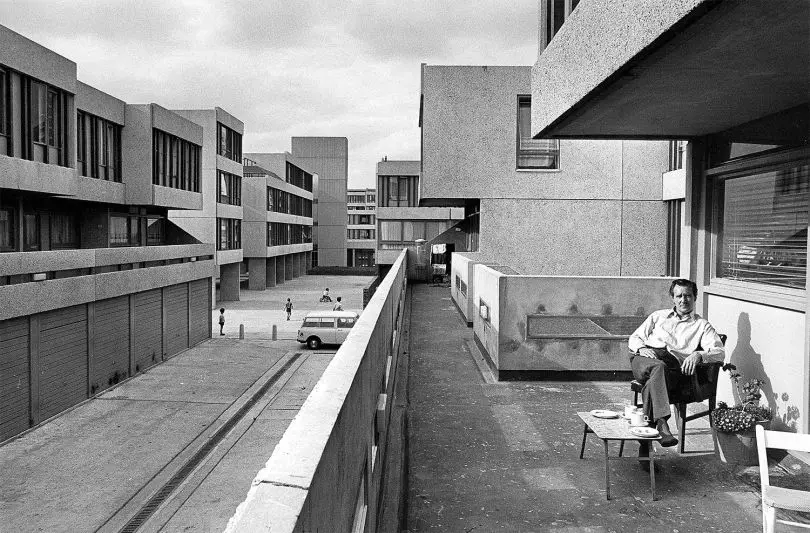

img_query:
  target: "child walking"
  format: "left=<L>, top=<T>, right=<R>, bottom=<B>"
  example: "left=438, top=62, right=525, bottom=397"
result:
left=218, top=308, right=226, bottom=335
left=285, top=298, right=293, bottom=320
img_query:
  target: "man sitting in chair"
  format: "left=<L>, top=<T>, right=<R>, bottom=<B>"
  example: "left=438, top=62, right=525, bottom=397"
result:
left=628, top=279, right=725, bottom=448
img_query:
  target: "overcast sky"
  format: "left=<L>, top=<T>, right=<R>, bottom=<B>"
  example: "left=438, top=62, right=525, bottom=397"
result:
left=1, top=1, right=538, bottom=188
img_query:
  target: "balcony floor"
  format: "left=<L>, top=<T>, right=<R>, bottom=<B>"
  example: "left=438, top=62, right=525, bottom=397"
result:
left=405, top=284, right=807, bottom=532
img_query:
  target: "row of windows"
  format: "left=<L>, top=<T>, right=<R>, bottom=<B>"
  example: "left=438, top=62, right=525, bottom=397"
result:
left=77, top=111, right=122, bottom=182
left=218, top=218, right=241, bottom=250
left=348, top=214, right=374, bottom=225
left=348, top=229, right=375, bottom=240
left=348, top=194, right=375, bottom=204
left=217, top=122, right=242, bottom=163
left=267, top=222, right=312, bottom=246
left=377, top=176, right=419, bottom=207
left=219, top=171, right=241, bottom=205
left=152, top=129, right=201, bottom=192
left=378, top=220, right=451, bottom=243
left=0, top=207, right=167, bottom=251
left=0, top=68, right=9, bottom=142
left=348, top=205, right=375, bottom=211
left=286, top=162, right=314, bottom=192
left=268, top=187, right=313, bottom=217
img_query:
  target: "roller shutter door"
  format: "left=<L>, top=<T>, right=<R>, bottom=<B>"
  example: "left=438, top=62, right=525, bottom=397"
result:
left=189, top=279, right=210, bottom=347
left=39, top=305, right=88, bottom=421
left=164, top=283, right=189, bottom=357
left=134, top=290, right=162, bottom=372
left=91, top=296, right=130, bottom=395
left=0, top=317, right=30, bottom=441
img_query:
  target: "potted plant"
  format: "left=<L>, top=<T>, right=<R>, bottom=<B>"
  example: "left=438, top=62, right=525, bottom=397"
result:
left=711, top=363, right=773, bottom=466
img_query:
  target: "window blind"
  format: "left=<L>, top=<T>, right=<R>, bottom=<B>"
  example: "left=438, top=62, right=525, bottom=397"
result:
left=719, top=163, right=808, bottom=289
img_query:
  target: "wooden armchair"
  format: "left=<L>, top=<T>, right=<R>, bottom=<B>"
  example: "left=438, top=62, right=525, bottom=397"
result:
left=630, top=334, right=726, bottom=453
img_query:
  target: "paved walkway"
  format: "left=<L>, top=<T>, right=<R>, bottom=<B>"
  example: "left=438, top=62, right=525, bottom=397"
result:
left=406, top=283, right=775, bottom=533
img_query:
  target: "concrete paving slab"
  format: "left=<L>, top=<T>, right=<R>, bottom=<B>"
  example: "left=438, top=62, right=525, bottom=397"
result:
left=406, top=283, right=771, bottom=533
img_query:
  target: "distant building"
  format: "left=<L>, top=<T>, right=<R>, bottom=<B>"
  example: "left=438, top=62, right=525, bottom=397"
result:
left=290, top=137, right=348, bottom=267
left=346, top=188, right=376, bottom=267
left=170, top=108, right=244, bottom=305
left=376, top=159, right=464, bottom=279
left=0, top=24, right=214, bottom=442
left=242, top=154, right=313, bottom=288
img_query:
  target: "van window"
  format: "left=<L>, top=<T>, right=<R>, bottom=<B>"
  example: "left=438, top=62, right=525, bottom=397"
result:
left=337, top=317, right=356, bottom=328
left=319, top=318, right=336, bottom=327
left=302, top=318, right=321, bottom=327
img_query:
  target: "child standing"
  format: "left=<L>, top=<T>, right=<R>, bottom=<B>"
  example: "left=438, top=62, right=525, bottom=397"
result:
left=332, top=297, right=343, bottom=311
left=218, top=308, right=226, bottom=335
left=285, top=298, right=293, bottom=320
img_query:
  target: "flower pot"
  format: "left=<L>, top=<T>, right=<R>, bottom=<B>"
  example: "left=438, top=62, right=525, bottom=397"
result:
left=713, top=420, right=771, bottom=466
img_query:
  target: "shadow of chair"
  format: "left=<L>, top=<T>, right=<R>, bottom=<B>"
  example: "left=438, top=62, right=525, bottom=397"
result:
left=756, top=425, right=810, bottom=532
left=631, top=334, right=727, bottom=453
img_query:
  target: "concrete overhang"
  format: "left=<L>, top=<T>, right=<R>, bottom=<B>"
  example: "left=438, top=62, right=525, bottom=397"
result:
left=532, top=0, right=810, bottom=139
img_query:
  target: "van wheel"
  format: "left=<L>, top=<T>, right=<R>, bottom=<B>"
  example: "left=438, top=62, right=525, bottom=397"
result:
left=307, top=337, right=321, bottom=349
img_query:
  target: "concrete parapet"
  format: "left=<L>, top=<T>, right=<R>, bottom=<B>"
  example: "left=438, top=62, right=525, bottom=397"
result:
left=225, top=250, right=408, bottom=532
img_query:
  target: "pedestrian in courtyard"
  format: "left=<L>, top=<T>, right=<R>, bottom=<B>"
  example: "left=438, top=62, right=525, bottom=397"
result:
left=285, top=298, right=293, bottom=320
left=218, top=308, right=226, bottom=335
left=332, top=297, right=343, bottom=311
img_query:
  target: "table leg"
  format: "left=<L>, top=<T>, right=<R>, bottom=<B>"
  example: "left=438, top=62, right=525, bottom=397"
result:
left=649, top=443, right=656, bottom=501
left=603, top=439, right=610, bottom=500
left=618, top=439, right=624, bottom=457
left=579, top=424, right=590, bottom=459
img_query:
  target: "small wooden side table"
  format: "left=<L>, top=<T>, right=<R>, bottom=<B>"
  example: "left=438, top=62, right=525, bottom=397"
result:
left=577, top=411, right=663, bottom=500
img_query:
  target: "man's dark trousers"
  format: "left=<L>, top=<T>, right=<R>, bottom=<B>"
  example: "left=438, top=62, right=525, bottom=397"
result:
left=630, top=347, right=689, bottom=422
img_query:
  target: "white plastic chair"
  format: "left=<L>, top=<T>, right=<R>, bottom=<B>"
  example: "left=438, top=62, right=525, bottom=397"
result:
left=756, top=425, right=810, bottom=532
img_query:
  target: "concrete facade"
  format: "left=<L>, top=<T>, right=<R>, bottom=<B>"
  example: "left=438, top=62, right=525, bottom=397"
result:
left=0, top=24, right=215, bottom=443
left=532, top=1, right=810, bottom=432
left=346, top=188, right=376, bottom=267
left=290, top=137, right=348, bottom=267
left=169, top=108, right=245, bottom=305
left=241, top=154, right=314, bottom=290
left=420, top=65, right=669, bottom=277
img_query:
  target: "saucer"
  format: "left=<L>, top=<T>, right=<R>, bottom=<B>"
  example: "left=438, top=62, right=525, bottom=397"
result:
left=589, top=409, right=619, bottom=419
left=629, top=426, right=660, bottom=438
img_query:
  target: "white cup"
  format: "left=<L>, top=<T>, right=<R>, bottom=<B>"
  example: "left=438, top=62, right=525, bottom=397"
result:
left=629, top=411, right=650, bottom=427
left=624, top=405, right=639, bottom=419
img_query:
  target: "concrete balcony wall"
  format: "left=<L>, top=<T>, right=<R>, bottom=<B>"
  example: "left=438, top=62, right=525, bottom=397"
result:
left=217, top=248, right=243, bottom=266
left=226, top=250, right=408, bottom=533
left=450, top=252, right=491, bottom=326
left=75, top=177, right=126, bottom=204
left=471, top=267, right=676, bottom=378
left=0, top=255, right=214, bottom=321
left=0, top=155, right=77, bottom=195
left=153, top=185, right=203, bottom=210
left=0, top=24, right=76, bottom=93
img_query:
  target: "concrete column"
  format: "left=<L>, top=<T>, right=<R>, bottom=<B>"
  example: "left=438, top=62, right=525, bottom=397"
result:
left=248, top=258, right=266, bottom=290
left=299, top=252, right=306, bottom=276
left=306, top=251, right=312, bottom=272
left=291, top=254, right=299, bottom=279
left=220, top=262, right=240, bottom=301
left=276, top=255, right=286, bottom=285
left=266, top=257, right=277, bottom=287
left=285, top=255, right=294, bottom=280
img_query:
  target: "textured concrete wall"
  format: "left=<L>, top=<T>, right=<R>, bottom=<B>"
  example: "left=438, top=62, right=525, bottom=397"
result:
left=226, top=250, right=407, bottom=533
left=496, top=276, right=674, bottom=372
left=76, top=177, right=125, bottom=205
left=472, top=264, right=503, bottom=369
left=76, top=81, right=125, bottom=125
left=248, top=258, right=266, bottom=290
left=0, top=156, right=77, bottom=196
left=219, top=262, right=240, bottom=302
left=707, top=295, right=807, bottom=433
left=122, top=104, right=154, bottom=205
left=266, top=257, right=276, bottom=287
left=275, top=257, right=285, bottom=284
left=0, top=24, right=76, bottom=92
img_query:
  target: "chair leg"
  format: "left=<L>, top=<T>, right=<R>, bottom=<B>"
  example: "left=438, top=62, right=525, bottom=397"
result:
left=762, top=503, right=776, bottom=533
left=677, top=403, right=687, bottom=454
left=708, top=397, right=716, bottom=427
left=633, top=391, right=639, bottom=407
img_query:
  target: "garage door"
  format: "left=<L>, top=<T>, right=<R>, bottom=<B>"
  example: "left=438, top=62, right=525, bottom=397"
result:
left=39, top=305, right=88, bottom=421
left=91, top=296, right=130, bottom=395
left=164, top=283, right=189, bottom=358
left=0, top=317, right=30, bottom=441
left=134, top=289, right=162, bottom=372
left=189, top=279, right=210, bottom=347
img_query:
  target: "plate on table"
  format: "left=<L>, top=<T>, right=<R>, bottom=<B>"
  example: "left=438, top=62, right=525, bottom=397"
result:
left=589, top=409, right=619, bottom=419
left=629, top=426, right=660, bottom=438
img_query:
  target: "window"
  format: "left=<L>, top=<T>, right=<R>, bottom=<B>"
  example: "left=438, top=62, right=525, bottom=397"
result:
left=23, top=212, right=40, bottom=251
left=665, top=200, right=682, bottom=277
left=219, top=171, right=241, bottom=205
left=217, top=122, right=242, bottom=163
left=669, top=140, right=687, bottom=171
left=380, top=221, right=402, bottom=241
left=50, top=213, right=78, bottom=249
left=21, top=77, right=68, bottom=165
left=377, top=176, right=418, bottom=207
left=337, top=317, right=356, bottom=328
left=146, top=217, right=165, bottom=246
left=715, top=162, right=808, bottom=290
left=110, top=215, right=140, bottom=247
left=0, top=207, right=14, bottom=251
left=0, top=67, right=9, bottom=155
left=517, top=96, right=559, bottom=169
left=77, top=111, right=122, bottom=181
left=286, top=162, right=313, bottom=192
left=152, top=129, right=200, bottom=192
left=218, top=218, right=241, bottom=250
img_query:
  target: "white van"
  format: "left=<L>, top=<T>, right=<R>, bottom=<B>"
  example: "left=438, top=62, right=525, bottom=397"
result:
left=297, top=310, right=360, bottom=349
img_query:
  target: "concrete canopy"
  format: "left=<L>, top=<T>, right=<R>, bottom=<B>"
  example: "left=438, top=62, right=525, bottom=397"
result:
left=532, top=0, right=810, bottom=139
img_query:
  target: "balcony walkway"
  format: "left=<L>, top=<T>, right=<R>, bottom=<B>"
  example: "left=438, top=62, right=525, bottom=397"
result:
left=406, top=283, right=770, bottom=533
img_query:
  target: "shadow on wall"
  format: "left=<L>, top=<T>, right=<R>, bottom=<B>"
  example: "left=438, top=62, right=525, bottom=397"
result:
left=730, top=312, right=801, bottom=431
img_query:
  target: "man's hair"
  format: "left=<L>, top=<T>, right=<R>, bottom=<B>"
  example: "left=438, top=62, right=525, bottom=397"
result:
left=669, top=279, right=698, bottom=297
left=336, top=297, right=342, bottom=301
left=220, top=308, right=225, bottom=313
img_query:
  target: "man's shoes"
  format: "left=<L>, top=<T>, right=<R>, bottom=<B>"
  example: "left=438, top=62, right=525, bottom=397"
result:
left=656, top=418, right=678, bottom=447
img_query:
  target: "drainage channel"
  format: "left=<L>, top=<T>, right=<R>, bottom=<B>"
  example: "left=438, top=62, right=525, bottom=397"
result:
left=112, top=352, right=303, bottom=533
